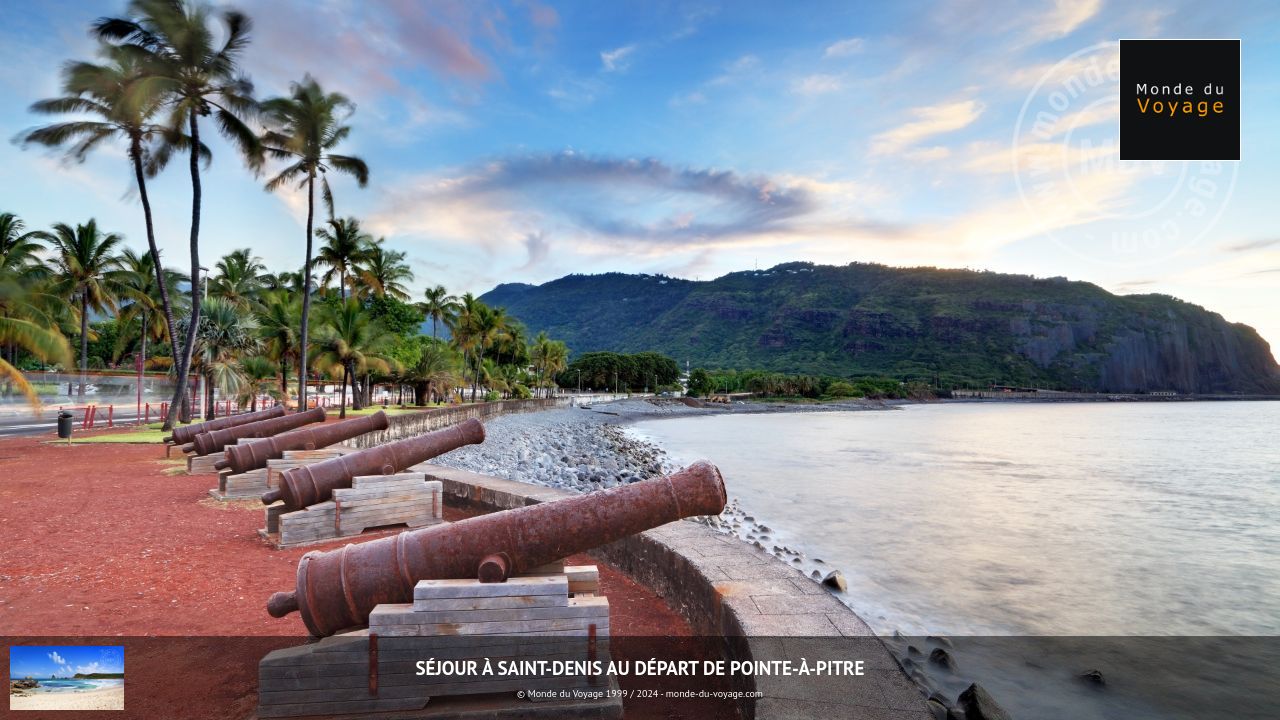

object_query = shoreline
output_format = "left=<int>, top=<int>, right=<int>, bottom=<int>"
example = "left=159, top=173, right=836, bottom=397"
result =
left=433, top=396, right=876, bottom=585
left=9, top=684, right=125, bottom=711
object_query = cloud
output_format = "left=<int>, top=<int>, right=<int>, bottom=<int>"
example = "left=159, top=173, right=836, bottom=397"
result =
left=1221, top=238, right=1280, bottom=253
left=1031, top=0, right=1103, bottom=41
left=600, top=45, right=636, bottom=72
left=49, top=651, right=65, bottom=665
left=519, top=231, right=550, bottom=270
left=75, top=662, right=109, bottom=675
left=870, top=99, right=985, bottom=156
left=669, top=91, right=707, bottom=108
left=791, top=74, right=842, bottom=96
left=824, top=37, right=864, bottom=58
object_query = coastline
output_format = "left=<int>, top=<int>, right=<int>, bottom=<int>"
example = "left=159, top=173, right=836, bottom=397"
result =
left=433, top=396, right=878, bottom=581
left=9, top=684, right=125, bottom=711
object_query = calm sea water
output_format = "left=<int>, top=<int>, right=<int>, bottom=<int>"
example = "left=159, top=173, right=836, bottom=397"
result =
left=27, top=678, right=123, bottom=692
left=630, top=402, right=1280, bottom=717
left=632, top=402, right=1280, bottom=637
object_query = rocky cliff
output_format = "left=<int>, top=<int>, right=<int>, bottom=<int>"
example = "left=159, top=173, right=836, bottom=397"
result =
left=481, top=262, right=1280, bottom=394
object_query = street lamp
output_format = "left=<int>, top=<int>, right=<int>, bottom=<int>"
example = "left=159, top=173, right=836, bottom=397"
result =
left=577, top=369, right=581, bottom=394
left=199, top=265, right=210, bottom=299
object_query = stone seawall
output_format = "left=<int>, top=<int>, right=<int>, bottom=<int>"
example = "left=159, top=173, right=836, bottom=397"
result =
left=415, top=462, right=930, bottom=720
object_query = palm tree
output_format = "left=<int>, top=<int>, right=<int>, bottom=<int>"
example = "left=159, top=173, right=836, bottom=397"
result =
left=419, top=285, right=457, bottom=341
left=256, top=290, right=299, bottom=400
left=113, top=248, right=184, bottom=374
left=46, top=220, right=127, bottom=398
left=313, top=217, right=371, bottom=301
left=0, top=276, right=72, bottom=411
left=356, top=238, right=413, bottom=300
left=0, top=213, right=53, bottom=370
left=530, top=332, right=569, bottom=398
left=21, top=44, right=204, bottom=404
left=236, top=354, right=281, bottom=411
left=448, top=293, right=484, bottom=401
left=95, top=0, right=261, bottom=429
left=311, top=298, right=389, bottom=419
left=0, top=214, right=50, bottom=278
left=259, top=76, right=369, bottom=412
left=210, top=248, right=265, bottom=308
left=409, top=339, right=461, bottom=406
left=182, top=296, right=260, bottom=419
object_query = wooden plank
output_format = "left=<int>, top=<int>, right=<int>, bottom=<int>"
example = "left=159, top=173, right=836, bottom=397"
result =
left=410, top=593, right=568, bottom=612
left=372, top=617, right=609, bottom=637
left=413, top=576, right=568, bottom=600
left=370, top=596, right=607, bottom=626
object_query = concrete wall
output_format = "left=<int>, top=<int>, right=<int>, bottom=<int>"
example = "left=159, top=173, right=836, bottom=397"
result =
left=415, top=463, right=930, bottom=720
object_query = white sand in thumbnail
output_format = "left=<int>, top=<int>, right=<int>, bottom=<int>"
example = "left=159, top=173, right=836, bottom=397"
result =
left=9, top=685, right=124, bottom=711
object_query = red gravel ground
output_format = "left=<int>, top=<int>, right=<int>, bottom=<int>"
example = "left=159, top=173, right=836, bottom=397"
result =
left=1, top=428, right=728, bottom=719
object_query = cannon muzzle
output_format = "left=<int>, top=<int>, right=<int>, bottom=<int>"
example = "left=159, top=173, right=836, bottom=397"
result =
left=164, top=405, right=286, bottom=444
left=186, top=407, right=326, bottom=456
left=261, top=418, right=485, bottom=509
left=217, top=411, right=390, bottom=474
left=268, top=460, right=726, bottom=636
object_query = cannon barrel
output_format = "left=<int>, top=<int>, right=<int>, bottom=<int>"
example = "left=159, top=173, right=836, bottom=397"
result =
left=164, top=405, right=285, bottom=444
left=214, top=411, right=391, bottom=473
left=267, top=460, right=726, bottom=636
left=184, top=407, right=327, bottom=456
left=261, top=418, right=486, bottom=509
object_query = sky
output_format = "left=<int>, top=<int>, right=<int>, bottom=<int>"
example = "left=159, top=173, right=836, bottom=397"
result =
left=9, top=645, right=125, bottom=678
left=1, top=0, right=1278, bottom=352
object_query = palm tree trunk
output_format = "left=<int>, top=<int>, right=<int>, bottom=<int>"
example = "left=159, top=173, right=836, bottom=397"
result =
left=338, top=363, right=348, bottom=420
left=279, top=356, right=289, bottom=399
left=349, top=362, right=360, bottom=412
left=298, top=173, right=315, bottom=411
left=132, top=137, right=178, bottom=430
left=166, top=113, right=204, bottom=428
left=78, top=294, right=88, bottom=400
left=205, top=372, right=214, bottom=420
left=339, top=270, right=346, bottom=302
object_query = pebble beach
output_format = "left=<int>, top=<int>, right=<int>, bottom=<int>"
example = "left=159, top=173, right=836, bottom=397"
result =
left=434, top=397, right=891, bottom=584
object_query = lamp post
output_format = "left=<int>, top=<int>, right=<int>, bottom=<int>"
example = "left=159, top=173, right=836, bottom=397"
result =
left=199, top=265, right=210, bottom=300
left=577, top=369, right=581, bottom=394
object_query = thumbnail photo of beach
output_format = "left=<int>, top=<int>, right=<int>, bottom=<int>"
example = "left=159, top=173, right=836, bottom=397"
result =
left=8, top=645, right=124, bottom=711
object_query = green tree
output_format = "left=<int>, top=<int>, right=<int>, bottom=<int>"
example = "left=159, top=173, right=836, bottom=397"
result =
left=113, top=247, right=184, bottom=371
left=182, top=296, right=260, bottom=419
left=0, top=274, right=72, bottom=410
left=313, top=216, right=371, bottom=301
left=311, top=298, right=390, bottom=418
left=95, top=0, right=262, bottom=428
left=259, top=76, right=369, bottom=411
left=419, top=285, right=457, bottom=341
left=0, top=214, right=54, bottom=373
left=686, top=368, right=713, bottom=397
left=210, top=248, right=266, bottom=308
left=256, top=290, right=299, bottom=399
left=356, top=238, right=413, bottom=301
left=407, top=338, right=461, bottom=406
left=237, top=354, right=282, bottom=411
left=20, top=43, right=198, bottom=396
left=46, top=219, right=127, bottom=398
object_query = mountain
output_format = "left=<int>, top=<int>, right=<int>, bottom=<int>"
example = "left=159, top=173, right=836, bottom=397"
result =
left=480, top=262, right=1280, bottom=394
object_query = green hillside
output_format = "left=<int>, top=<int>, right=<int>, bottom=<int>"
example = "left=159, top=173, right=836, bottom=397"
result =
left=481, top=261, right=1280, bottom=394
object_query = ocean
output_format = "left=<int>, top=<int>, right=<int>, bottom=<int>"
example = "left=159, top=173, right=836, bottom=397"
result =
left=629, top=401, right=1280, bottom=718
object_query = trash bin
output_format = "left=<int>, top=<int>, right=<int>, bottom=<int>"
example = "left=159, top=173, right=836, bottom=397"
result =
left=57, top=411, right=74, bottom=439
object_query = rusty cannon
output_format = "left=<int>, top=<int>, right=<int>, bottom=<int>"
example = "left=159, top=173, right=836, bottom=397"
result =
left=267, top=460, right=726, bottom=636
left=214, top=410, right=391, bottom=473
left=261, top=418, right=486, bottom=510
left=184, top=406, right=327, bottom=456
left=164, top=405, right=285, bottom=445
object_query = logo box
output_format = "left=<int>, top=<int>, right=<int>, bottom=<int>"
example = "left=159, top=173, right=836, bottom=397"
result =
left=1120, top=39, right=1240, bottom=161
